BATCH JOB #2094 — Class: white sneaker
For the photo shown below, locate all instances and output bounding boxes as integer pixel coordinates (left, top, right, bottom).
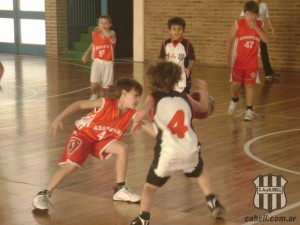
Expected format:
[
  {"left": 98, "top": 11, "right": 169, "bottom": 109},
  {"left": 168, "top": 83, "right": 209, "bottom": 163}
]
[
  {"left": 32, "top": 190, "right": 53, "bottom": 210},
  {"left": 244, "top": 109, "right": 254, "bottom": 121},
  {"left": 228, "top": 100, "right": 237, "bottom": 115},
  {"left": 89, "top": 93, "right": 98, "bottom": 100},
  {"left": 113, "top": 186, "right": 141, "bottom": 203}
]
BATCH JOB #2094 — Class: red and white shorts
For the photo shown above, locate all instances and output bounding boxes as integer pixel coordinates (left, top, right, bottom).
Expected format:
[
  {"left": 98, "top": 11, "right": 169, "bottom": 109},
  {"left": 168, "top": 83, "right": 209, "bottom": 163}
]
[
  {"left": 230, "top": 68, "right": 260, "bottom": 84},
  {"left": 59, "top": 129, "right": 116, "bottom": 168}
]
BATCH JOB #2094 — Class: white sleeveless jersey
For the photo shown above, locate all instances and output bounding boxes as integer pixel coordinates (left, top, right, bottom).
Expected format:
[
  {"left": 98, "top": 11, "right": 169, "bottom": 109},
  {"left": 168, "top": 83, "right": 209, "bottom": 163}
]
[{"left": 150, "top": 92, "right": 199, "bottom": 160}]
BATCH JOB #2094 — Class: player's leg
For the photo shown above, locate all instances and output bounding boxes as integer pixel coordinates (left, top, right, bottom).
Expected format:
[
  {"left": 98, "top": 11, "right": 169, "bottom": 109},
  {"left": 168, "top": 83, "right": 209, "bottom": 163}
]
[
  {"left": 90, "top": 60, "right": 101, "bottom": 100},
  {"left": 228, "top": 68, "right": 243, "bottom": 115},
  {"left": 102, "top": 140, "right": 140, "bottom": 203},
  {"left": 32, "top": 132, "right": 91, "bottom": 210},
  {"left": 99, "top": 61, "right": 113, "bottom": 98},
  {"left": 130, "top": 153, "right": 170, "bottom": 225},
  {"left": 243, "top": 69, "right": 257, "bottom": 121},
  {"left": 185, "top": 153, "right": 225, "bottom": 218}
]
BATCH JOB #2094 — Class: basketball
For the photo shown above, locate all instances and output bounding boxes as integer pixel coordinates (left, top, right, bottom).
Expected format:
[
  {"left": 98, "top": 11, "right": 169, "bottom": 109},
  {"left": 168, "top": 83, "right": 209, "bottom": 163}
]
[{"left": 190, "top": 90, "right": 215, "bottom": 119}]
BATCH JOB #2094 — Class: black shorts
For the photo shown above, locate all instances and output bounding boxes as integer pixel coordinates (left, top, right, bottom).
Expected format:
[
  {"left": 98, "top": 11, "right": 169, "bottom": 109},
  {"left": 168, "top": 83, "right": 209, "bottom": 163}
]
[{"left": 146, "top": 151, "right": 204, "bottom": 187}]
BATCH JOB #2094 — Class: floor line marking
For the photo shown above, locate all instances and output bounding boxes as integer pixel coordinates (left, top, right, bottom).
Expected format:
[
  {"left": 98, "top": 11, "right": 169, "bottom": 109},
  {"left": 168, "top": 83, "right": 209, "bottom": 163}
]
[{"left": 244, "top": 128, "right": 300, "bottom": 176}]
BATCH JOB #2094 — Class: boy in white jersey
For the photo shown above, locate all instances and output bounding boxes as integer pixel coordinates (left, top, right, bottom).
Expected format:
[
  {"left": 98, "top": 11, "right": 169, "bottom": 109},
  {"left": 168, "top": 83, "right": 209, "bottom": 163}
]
[
  {"left": 32, "top": 77, "right": 143, "bottom": 211},
  {"left": 159, "top": 17, "right": 196, "bottom": 94},
  {"left": 82, "top": 15, "right": 116, "bottom": 100},
  {"left": 130, "top": 61, "right": 225, "bottom": 225}
]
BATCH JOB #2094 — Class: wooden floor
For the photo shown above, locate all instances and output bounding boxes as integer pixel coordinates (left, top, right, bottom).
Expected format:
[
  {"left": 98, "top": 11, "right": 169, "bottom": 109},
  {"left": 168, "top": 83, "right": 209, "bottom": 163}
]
[{"left": 0, "top": 53, "right": 299, "bottom": 225}]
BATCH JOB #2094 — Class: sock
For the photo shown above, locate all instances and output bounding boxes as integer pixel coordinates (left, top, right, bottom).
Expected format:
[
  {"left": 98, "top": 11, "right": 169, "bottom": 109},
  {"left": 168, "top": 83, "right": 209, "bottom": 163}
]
[
  {"left": 232, "top": 97, "right": 239, "bottom": 102},
  {"left": 246, "top": 106, "right": 253, "bottom": 111},
  {"left": 114, "top": 182, "right": 126, "bottom": 193},
  {"left": 140, "top": 211, "right": 150, "bottom": 220},
  {"left": 205, "top": 194, "right": 216, "bottom": 202}
]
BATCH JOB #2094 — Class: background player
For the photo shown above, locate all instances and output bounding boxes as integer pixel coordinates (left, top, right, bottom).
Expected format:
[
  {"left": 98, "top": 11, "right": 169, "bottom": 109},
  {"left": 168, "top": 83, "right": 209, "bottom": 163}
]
[
  {"left": 227, "top": 0, "right": 269, "bottom": 121},
  {"left": 82, "top": 15, "right": 116, "bottom": 100},
  {"left": 159, "top": 16, "right": 196, "bottom": 94}
]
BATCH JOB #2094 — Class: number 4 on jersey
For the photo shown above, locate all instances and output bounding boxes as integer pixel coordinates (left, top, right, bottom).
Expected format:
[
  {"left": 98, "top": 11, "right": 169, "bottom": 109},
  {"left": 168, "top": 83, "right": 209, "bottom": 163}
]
[{"left": 167, "top": 110, "right": 188, "bottom": 138}]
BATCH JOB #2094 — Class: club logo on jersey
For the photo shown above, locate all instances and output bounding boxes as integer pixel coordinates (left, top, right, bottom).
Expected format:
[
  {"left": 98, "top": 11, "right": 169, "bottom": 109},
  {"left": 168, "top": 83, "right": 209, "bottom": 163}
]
[
  {"left": 67, "top": 137, "right": 82, "bottom": 155},
  {"left": 178, "top": 53, "right": 185, "bottom": 61},
  {"left": 253, "top": 174, "right": 287, "bottom": 212}
]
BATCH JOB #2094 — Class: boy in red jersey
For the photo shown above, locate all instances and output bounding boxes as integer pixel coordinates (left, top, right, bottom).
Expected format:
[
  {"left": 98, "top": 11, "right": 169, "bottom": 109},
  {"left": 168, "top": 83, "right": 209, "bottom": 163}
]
[
  {"left": 82, "top": 15, "right": 116, "bottom": 100},
  {"left": 227, "top": 0, "right": 269, "bottom": 121},
  {"left": 32, "top": 77, "right": 143, "bottom": 210}
]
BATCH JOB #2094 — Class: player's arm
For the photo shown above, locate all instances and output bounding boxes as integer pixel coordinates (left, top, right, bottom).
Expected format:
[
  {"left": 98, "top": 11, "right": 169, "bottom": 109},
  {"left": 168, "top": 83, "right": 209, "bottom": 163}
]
[
  {"left": 185, "top": 60, "right": 196, "bottom": 77},
  {"left": 226, "top": 22, "right": 237, "bottom": 67},
  {"left": 265, "top": 17, "right": 275, "bottom": 35},
  {"left": 188, "top": 78, "right": 208, "bottom": 113},
  {"left": 0, "top": 62, "right": 4, "bottom": 92},
  {"left": 50, "top": 99, "right": 103, "bottom": 135},
  {"left": 82, "top": 43, "right": 93, "bottom": 63},
  {"left": 131, "top": 95, "right": 154, "bottom": 134}
]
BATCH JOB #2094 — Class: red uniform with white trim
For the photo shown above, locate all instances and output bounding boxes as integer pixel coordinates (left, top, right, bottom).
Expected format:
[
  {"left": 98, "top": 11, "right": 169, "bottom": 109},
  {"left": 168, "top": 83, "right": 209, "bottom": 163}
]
[
  {"left": 59, "top": 98, "right": 135, "bottom": 168},
  {"left": 92, "top": 31, "right": 115, "bottom": 61},
  {"left": 232, "top": 18, "right": 263, "bottom": 69},
  {"left": 231, "top": 18, "right": 263, "bottom": 84}
]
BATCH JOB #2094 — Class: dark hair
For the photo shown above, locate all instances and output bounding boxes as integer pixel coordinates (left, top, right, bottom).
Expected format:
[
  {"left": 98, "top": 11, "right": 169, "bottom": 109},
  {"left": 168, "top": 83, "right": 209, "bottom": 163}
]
[
  {"left": 167, "top": 17, "right": 186, "bottom": 30},
  {"left": 99, "top": 15, "right": 112, "bottom": 24},
  {"left": 146, "top": 61, "right": 181, "bottom": 93},
  {"left": 115, "top": 77, "right": 143, "bottom": 98},
  {"left": 244, "top": 1, "right": 259, "bottom": 14}
]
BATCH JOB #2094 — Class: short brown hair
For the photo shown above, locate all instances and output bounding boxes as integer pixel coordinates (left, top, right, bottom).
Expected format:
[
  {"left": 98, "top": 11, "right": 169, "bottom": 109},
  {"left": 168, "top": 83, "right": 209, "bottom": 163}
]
[
  {"left": 244, "top": 1, "right": 259, "bottom": 14},
  {"left": 146, "top": 61, "right": 181, "bottom": 93},
  {"left": 115, "top": 77, "right": 143, "bottom": 98}
]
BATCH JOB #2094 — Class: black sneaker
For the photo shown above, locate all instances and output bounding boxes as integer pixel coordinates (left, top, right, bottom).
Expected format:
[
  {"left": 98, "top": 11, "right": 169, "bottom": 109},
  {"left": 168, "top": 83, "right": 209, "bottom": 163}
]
[
  {"left": 130, "top": 216, "right": 150, "bottom": 225},
  {"left": 206, "top": 197, "right": 225, "bottom": 218}
]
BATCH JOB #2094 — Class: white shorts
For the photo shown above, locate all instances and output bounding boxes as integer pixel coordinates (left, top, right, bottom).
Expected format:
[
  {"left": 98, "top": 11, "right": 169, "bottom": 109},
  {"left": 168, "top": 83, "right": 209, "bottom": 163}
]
[{"left": 90, "top": 59, "right": 114, "bottom": 88}]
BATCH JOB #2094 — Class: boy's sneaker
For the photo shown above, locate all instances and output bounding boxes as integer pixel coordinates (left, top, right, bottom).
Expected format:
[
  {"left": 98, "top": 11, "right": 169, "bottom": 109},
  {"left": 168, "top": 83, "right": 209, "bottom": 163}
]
[
  {"left": 89, "top": 93, "right": 98, "bottom": 100},
  {"left": 228, "top": 100, "right": 237, "bottom": 115},
  {"left": 130, "top": 216, "right": 150, "bottom": 225},
  {"left": 206, "top": 196, "right": 225, "bottom": 218},
  {"left": 244, "top": 109, "right": 254, "bottom": 121},
  {"left": 265, "top": 74, "right": 274, "bottom": 80},
  {"left": 32, "top": 189, "right": 53, "bottom": 210},
  {"left": 113, "top": 185, "right": 141, "bottom": 203}
]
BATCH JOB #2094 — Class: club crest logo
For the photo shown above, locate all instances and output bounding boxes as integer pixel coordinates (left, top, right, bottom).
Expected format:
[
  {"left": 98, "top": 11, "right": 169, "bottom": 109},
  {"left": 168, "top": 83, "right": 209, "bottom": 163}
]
[
  {"left": 253, "top": 174, "right": 287, "bottom": 212},
  {"left": 67, "top": 137, "right": 82, "bottom": 154}
]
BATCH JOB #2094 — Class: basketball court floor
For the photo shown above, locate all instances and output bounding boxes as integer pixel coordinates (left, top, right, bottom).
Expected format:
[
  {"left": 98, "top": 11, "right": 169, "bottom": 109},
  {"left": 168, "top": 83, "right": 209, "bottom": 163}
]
[{"left": 0, "top": 53, "right": 299, "bottom": 225}]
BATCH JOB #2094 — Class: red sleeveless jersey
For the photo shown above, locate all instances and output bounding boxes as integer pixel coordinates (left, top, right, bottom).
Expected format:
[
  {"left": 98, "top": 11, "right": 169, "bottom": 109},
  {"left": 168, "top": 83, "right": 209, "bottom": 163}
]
[
  {"left": 233, "top": 18, "right": 263, "bottom": 69},
  {"left": 74, "top": 98, "right": 135, "bottom": 141},
  {"left": 92, "top": 31, "right": 115, "bottom": 61}
]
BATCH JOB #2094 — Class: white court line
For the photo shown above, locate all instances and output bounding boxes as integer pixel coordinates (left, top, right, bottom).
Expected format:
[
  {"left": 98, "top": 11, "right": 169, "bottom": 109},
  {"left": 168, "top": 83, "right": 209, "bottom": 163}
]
[
  {"left": 244, "top": 129, "right": 300, "bottom": 176},
  {"left": 242, "top": 129, "right": 300, "bottom": 225}
]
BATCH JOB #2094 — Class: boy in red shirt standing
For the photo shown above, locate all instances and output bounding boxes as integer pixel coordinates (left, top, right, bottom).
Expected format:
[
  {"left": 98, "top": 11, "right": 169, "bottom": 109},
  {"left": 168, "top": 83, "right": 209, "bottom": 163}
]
[
  {"left": 82, "top": 15, "right": 116, "bottom": 100},
  {"left": 227, "top": 0, "right": 269, "bottom": 121}
]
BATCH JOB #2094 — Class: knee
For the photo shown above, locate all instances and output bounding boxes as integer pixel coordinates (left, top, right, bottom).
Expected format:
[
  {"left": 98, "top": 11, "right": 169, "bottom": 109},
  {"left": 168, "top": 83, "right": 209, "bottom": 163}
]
[{"left": 115, "top": 142, "right": 129, "bottom": 156}]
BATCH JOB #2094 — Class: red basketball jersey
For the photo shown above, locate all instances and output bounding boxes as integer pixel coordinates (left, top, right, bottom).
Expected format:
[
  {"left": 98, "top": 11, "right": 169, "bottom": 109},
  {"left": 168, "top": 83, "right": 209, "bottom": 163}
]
[
  {"left": 233, "top": 18, "right": 263, "bottom": 69},
  {"left": 92, "top": 31, "right": 115, "bottom": 61},
  {"left": 74, "top": 98, "right": 135, "bottom": 141}
]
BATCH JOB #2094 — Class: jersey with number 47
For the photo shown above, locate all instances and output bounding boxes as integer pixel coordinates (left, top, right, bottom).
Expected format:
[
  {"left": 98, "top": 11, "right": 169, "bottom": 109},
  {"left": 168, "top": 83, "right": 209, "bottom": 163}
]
[
  {"left": 150, "top": 91, "right": 199, "bottom": 154},
  {"left": 233, "top": 18, "right": 263, "bottom": 69}
]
